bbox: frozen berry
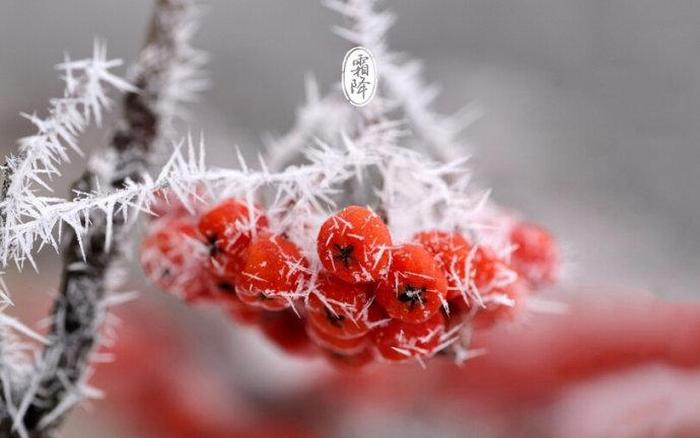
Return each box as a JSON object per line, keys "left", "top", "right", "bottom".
{"left": 371, "top": 313, "right": 445, "bottom": 362}
{"left": 375, "top": 244, "right": 448, "bottom": 323}
{"left": 208, "top": 277, "right": 238, "bottom": 301}
{"left": 306, "top": 273, "right": 374, "bottom": 339}
{"left": 141, "top": 219, "right": 197, "bottom": 289}
{"left": 207, "top": 251, "right": 247, "bottom": 286}
{"left": 317, "top": 205, "right": 392, "bottom": 283}
{"left": 414, "top": 230, "right": 472, "bottom": 300}
{"left": 141, "top": 219, "right": 210, "bottom": 302}
{"left": 260, "top": 310, "right": 315, "bottom": 356}
{"left": 509, "top": 221, "right": 559, "bottom": 287}
{"left": 472, "top": 280, "right": 527, "bottom": 330}
{"left": 237, "top": 286, "right": 290, "bottom": 311}
{"left": 226, "top": 300, "right": 262, "bottom": 326}
{"left": 199, "top": 198, "right": 269, "bottom": 277}
{"left": 323, "top": 347, "right": 374, "bottom": 370}
{"left": 150, "top": 185, "right": 206, "bottom": 220}
{"left": 448, "top": 292, "right": 472, "bottom": 316}
{"left": 306, "top": 320, "right": 367, "bottom": 355}
{"left": 208, "top": 279, "right": 262, "bottom": 325}
{"left": 180, "top": 269, "right": 218, "bottom": 304}
{"left": 235, "top": 233, "right": 309, "bottom": 311}
{"left": 471, "top": 246, "right": 508, "bottom": 293}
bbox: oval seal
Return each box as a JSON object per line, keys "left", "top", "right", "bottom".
{"left": 341, "top": 46, "right": 378, "bottom": 107}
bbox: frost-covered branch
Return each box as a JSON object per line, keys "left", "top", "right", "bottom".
{"left": 0, "top": 42, "right": 133, "bottom": 438}
{"left": 0, "top": 98, "right": 483, "bottom": 309}
{"left": 326, "top": 0, "right": 479, "bottom": 161}
{"left": 0, "top": 42, "right": 135, "bottom": 269}
{"left": 129, "top": 0, "right": 208, "bottom": 141}
{"left": 266, "top": 0, "right": 476, "bottom": 173}
{"left": 0, "top": 0, "right": 206, "bottom": 271}
{"left": 0, "top": 1, "right": 204, "bottom": 436}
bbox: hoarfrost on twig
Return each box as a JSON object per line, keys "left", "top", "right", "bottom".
{"left": 0, "top": 1, "right": 207, "bottom": 435}
{"left": 325, "top": 0, "right": 481, "bottom": 161}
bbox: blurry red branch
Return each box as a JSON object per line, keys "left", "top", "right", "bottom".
{"left": 95, "top": 290, "right": 700, "bottom": 437}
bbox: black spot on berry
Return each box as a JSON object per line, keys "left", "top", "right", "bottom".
{"left": 398, "top": 284, "right": 427, "bottom": 310}
{"left": 217, "top": 281, "right": 235, "bottom": 293}
{"left": 324, "top": 306, "right": 345, "bottom": 328}
{"left": 208, "top": 235, "right": 220, "bottom": 257}
{"left": 333, "top": 244, "right": 355, "bottom": 268}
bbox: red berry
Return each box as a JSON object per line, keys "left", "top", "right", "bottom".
{"left": 199, "top": 198, "right": 269, "bottom": 278}
{"left": 226, "top": 300, "right": 262, "bottom": 326}
{"left": 141, "top": 219, "right": 210, "bottom": 302}
{"left": 371, "top": 313, "right": 445, "bottom": 362}
{"left": 207, "top": 250, "right": 247, "bottom": 286}
{"left": 306, "top": 320, "right": 367, "bottom": 354}
{"left": 236, "top": 288, "right": 290, "bottom": 311}
{"left": 207, "top": 277, "right": 238, "bottom": 301}
{"left": 150, "top": 185, "right": 206, "bottom": 219}
{"left": 509, "top": 221, "right": 559, "bottom": 287}
{"left": 208, "top": 279, "right": 262, "bottom": 325}
{"left": 375, "top": 244, "right": 448, "bottom": 323}
{"left": 141, "top": 219, "right": 197, "bottom": 288}
{"left": 471, "top": 246, "right": 507, "bottom": 293}
{"left": 414, "top": 230, "right": 472, "bottom": 300}
{"left": 323, "top": 347, "right": 374, "bottom": 370}
{"left": 260, "top": 310, "right": 315, "bottom": 356}
{"left": 472, "top": 280, "right": 527, "bottom": 330}
{"left": 235, "top": 233, "right": 309, "bottom": 311}
{"left": 317, "top": 205, "right": 392, "bottom": 283}
{"left": 414, "top": 231, "right": 512, "bottom": 301}
{"left": 448, "top": 293, "right": 472, "bottom": 316}
{"left": 306, "top": 273, "right": 374, "bottom": 339}
{"left": 180, "top": 269, "right": 218, "bottom": 304}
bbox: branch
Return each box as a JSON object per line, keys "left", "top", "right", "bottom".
{"left": 0, "top": 43, "right": 135, "bottom": 269}
{"left": 0, "top": 1, "right": 206, "bottom": 270}
{"left": 0, "top": 1, "right": 201, "bottom": 436}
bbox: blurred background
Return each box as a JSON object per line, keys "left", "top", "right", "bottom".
{"left": 2, "top": 1, "right": 700, "bottom": 437}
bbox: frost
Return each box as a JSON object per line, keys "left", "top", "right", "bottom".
{"left": 0, "top": 0, "right": 207, "bottom": 433}
{"left": 266, "top": 0, "right": 482, "bottom": 169}
{"left": 326, "top": 0, "right": 482, "bottom": 161}
{"left": 131, "top": 0, "right": 208, "bottom": 134}
{"left": 0, "top": 0, "right": 207, "bottom": 271}
{"left": 0, "top": 41, "right": 135, "bottom": 268}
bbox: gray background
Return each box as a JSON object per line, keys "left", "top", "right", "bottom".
{"left": 1, "top": 0, "right": 699, "bottom": 298}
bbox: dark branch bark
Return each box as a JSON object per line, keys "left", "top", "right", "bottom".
{"left": 0, "top": 1, "right": 195, "bottom": 436}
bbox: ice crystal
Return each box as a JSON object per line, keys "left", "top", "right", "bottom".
{"left": 0, "top": 41, "right": 135, "bottom": 268}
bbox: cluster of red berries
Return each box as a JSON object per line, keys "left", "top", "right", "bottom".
{"left": 141, "top": 195, "right": 559, "bottom": 369}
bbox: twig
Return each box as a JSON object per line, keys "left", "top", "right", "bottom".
{"left": 0, "top": 1, "right": 199, "bottom": 436}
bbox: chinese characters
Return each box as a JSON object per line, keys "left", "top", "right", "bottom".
{"left": 342, "top": 47, "right": 377, "bottom": 106}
